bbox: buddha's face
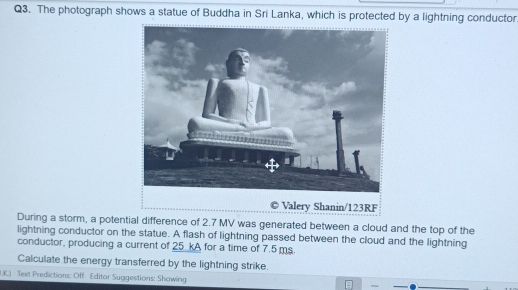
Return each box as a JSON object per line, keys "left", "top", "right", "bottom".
{"left": 226, "top": 51, "right": 249, "bottom": 79}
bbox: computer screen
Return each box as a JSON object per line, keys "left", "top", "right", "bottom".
{"left": 1, "top": 0, "right": 517, "bottom": 289}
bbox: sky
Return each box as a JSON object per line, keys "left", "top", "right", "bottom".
{"left": 144, "top": 28, "right": 385, "bottom": 181}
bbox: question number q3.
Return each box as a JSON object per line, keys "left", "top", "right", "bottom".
{"left": 14, "top": 5, "right": 29, "bottom": 13}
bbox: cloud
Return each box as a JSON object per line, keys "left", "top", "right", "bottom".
{"left": 266, "top": 29, "right": 294, "bottom": 39}
{"left": 279, "top": 30, "right": 294, "bottom": 39}
{"left": 301, "top": 81, "right": 357, "bottom": 106}
{"left": 172, "top": 39, "right": 199, "bottom": 67}
{"left": 144, "top": 40, "right": 206, "bottom": 147}
{"left": 204, "top": 63, "right": 226, "bottom": 78}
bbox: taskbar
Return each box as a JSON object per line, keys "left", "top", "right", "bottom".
{"left": 0, "top": 265, "right": 516, "bottom": 290}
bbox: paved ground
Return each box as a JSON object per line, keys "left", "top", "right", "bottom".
{"left": 144, "top": 167, "right": 379, "bottom": 192}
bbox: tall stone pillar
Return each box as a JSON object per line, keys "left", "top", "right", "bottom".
{"left": 353, "top": 150, "right": 360, "bottom": 174}
{"left": 332, "top": 110, "right": 346, "bottom": 173}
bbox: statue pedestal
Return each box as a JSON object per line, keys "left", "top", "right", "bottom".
{"left": 180, "top": 132, "right": 299, "bottom": 165}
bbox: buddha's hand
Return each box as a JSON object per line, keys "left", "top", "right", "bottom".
{"left": 226, "top": 119, "right": 249, "bottom": 130}
{"left": 243, "top": 122, "right": 272, "bottom": 131}
{"left": 226, "top": 118, "right": 244, "bottom": 125}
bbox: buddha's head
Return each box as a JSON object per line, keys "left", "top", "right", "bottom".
{"left": 226, "top": 48, "right": 249, "bottom": 79}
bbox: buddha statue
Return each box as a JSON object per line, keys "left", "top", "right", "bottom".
{"left": 187, "top": 48, "right": 294, "bottom": 141}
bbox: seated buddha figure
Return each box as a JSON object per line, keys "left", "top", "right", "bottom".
{"left": 187, "top": 48, "right": 294, "bottom": 141}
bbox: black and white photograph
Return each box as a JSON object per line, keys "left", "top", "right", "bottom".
{"left": 144, "top": 27, "right": 385, "bottom": 192}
